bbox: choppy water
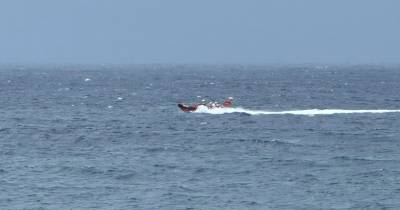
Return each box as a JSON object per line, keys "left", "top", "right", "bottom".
{"left": 1, "top": 65, "right": 400, "bottom": 209}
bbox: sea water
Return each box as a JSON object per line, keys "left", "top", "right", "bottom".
{"left": 1, "top": 64, "right": 400, "bottom": 209}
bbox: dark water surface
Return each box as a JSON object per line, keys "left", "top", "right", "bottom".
{"left": 1, "top": 65, "right": 400, "bottom": 209}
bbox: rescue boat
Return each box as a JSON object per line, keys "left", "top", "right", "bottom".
{"left": 178, "top": 97, "right": 233, "bottom": 112}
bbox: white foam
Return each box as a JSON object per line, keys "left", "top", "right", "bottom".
{"left": 194, "top": 106, "right": 400, "bottom": 116}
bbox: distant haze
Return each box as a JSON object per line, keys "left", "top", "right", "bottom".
{"left": 1, "top": 0, "right": 399, "bottom": 64}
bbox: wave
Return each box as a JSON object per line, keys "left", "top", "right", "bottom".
{"left": 194, "top": 106, "right": 400, "bottom": 116}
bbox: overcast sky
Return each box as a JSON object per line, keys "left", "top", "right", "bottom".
{"left": 0, "top": 0, "right": 399, "bottom": 64}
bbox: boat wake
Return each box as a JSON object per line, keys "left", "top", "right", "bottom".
{"left": 194, "top": 106, "right": 400, "bottom": 116}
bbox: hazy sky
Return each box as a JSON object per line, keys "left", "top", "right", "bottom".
{"left": 1, "top": 0, "right": 399, "bottom": 64}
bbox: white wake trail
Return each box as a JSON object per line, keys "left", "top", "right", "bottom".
{"left": 194, "top": 106, "right": 400, "bottom": 116}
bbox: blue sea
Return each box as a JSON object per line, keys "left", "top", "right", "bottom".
{"left": 1, "top": 64, "right": 400, "bottom": 209}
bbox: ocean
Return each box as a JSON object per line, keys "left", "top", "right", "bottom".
{"left": 1, "top": 64, "right": 400, "bottom": 209}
